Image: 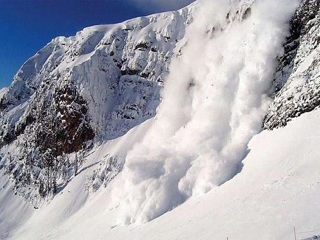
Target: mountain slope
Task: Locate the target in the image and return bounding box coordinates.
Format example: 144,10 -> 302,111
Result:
1,0 -> 320,239
0,7 -> 193,143
0,7 -> 193,199
4,105 -> 320,240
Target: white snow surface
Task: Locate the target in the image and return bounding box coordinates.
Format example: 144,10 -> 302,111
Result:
2,104 -> 320,240
0,88 -> 7,100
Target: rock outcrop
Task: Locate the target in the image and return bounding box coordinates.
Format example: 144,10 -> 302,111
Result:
264,0 -> 320,129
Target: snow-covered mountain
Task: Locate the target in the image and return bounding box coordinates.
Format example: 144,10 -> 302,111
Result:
0,6 -> 193,200
0,0 -> 319,239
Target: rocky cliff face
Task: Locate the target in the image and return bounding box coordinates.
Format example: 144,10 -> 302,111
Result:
0,8 -> 193,145
0,7 -> 193,198
264,0 -> 320,129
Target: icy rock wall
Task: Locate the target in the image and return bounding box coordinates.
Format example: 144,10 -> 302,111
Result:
264,0 -> 320,130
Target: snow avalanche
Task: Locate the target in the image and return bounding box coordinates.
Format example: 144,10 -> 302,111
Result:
111,0 -> 300,224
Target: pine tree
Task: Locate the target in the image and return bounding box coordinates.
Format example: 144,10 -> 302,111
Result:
74,153 -> 78,176
39,181 -> 45,197
52,175 -> 57,194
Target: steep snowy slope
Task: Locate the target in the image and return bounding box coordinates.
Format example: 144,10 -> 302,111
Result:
1,0 -> 320,239
3,104 -> 320,240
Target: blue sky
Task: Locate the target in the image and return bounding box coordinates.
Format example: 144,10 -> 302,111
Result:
0,0 -> 194,88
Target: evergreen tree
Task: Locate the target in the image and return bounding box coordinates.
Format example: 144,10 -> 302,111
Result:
74,153 -> 78,176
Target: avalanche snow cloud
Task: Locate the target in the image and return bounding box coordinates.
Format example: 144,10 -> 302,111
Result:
111,0 -> 300,224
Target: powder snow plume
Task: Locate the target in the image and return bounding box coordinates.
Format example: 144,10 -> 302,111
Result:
111,0 -> 300,224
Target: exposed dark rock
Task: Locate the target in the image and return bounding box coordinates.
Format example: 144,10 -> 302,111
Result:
264,0 -> 320,130
242,7 -> 251,20
134,42 -> 150,51
121,68 -> 140,75
37,83 -> 95,155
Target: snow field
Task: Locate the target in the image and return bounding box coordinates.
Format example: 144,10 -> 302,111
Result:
6,107 -> 320,240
